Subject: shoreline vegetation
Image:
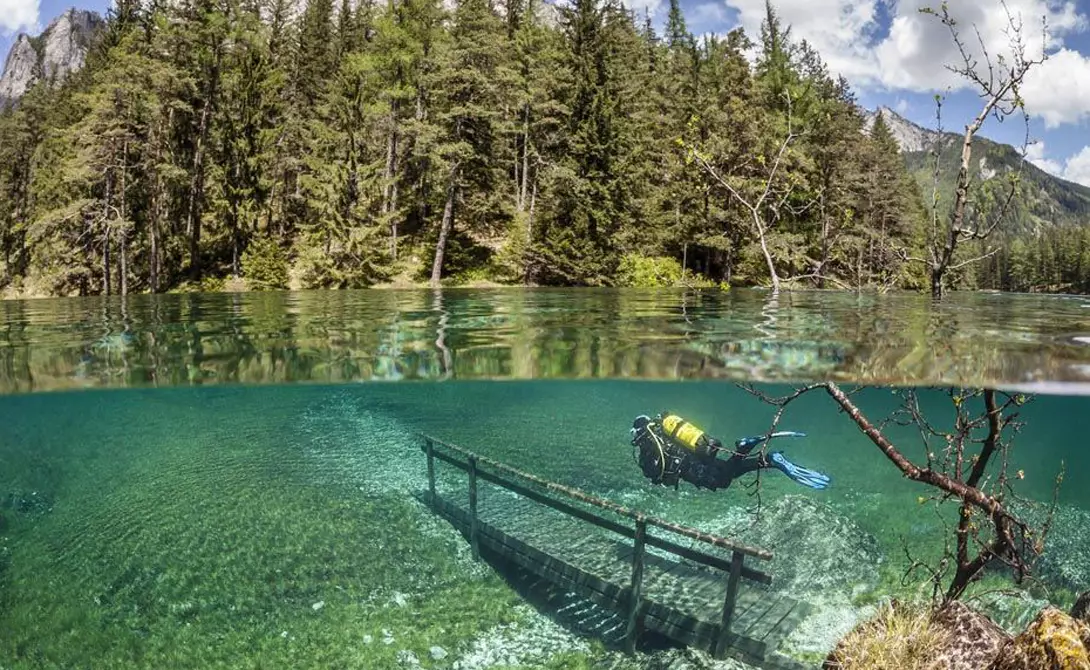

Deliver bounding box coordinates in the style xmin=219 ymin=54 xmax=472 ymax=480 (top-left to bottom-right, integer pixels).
xmin=2 ymin=0 xmax=1084 ymax=302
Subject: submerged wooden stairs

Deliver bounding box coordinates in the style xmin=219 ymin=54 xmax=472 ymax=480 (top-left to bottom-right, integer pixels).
xmin=419 ymin=435 xmax=813 ymax=669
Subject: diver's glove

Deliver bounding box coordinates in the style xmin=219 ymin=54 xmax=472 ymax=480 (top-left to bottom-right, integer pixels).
xmin=735 ymin=431 xmax=807 ymax=451
xmin=768 ymin=451 xmax=831 ymax=490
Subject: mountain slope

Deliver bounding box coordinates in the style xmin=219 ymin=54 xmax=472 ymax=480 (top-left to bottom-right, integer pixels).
xmin=863 ymin=106 xmax=1090 ymax=234
xmin=0 ymin=8 xmax=103 ymax=108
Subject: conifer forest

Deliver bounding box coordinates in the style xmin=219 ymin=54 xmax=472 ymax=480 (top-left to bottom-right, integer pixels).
xmin=0 ymin=0 xmax=1086 ymax=297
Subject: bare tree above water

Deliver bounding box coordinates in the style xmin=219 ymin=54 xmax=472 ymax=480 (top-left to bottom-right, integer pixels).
xmin=741 ymin=382 xmax=1062 ymax=602
xmin=686 ymin=92 xmax=805 ymax=295
xmin=903 ymin=0 xmax=1048 ymax=299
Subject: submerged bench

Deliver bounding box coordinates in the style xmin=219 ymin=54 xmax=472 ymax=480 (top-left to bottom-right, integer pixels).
xmin=419 ymin=435 xmax=811 ymax=669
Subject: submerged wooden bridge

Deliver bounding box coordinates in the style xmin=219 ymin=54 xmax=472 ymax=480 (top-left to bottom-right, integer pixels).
xmin=420 ymin=435 xmax=812 ymax=669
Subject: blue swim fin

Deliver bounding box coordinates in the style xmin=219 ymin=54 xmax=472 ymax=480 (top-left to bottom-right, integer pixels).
xmin=769 ymin=451 xmax=831 ymax=490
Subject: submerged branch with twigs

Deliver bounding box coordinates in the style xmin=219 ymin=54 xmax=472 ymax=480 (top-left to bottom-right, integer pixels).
xmin=740 ymin=380 xmax=1063 ymax=603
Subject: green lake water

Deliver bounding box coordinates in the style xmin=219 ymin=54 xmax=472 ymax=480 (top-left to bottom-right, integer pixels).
xmin=1 ymin=288 xmax=1089 ymax=669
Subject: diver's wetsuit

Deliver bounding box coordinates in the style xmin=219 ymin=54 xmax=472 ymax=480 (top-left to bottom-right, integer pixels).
xmin=629 ymin=413 xmax=830 ymax=491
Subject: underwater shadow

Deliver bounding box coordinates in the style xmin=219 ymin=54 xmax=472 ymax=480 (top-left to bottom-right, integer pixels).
xmin=408 ymin=490 xmax=680 ymax=657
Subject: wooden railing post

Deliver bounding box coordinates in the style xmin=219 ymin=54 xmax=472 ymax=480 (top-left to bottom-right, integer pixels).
xmin=468 ymin=455 xmax=480 ymax=561
xmin=714 ymin=551 xmax=745 ymax=658
xmin=426 ymin=438 xmax=436 ymax=504
xmin=624 ymin=516 xmax=647 ymax=654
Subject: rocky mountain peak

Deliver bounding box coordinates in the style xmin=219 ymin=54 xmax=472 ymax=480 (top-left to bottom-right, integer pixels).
xmin=0 ymin=8 xmax=103 ymax=108
xmin=862 ymin=105 xmax=945 ymax=154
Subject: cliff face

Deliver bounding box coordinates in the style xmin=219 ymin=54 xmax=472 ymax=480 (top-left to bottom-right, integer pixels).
xmin=0 ymin=8 xmax=103 ymax=108
xmin=0 ymin=34 xmax=38 ymax=104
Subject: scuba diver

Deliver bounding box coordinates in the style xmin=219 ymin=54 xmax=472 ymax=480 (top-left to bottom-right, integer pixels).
xmin=629 ymin=412 xmax=830 ymax=491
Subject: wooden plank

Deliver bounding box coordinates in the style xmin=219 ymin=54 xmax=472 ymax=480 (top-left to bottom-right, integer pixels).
xmin=760 ymin=602 xmax=811 ymax=659
xmin=752 ymin=598 xmax=805 ymax=647
xmin=433 ymin=447 xmax=773 ymax=584
xmin=422 ymin=435 xmax=774 ymax=560
xmin=691 ymin=579 xmax=767 ymax=630
xmin=427 ymin=492 xmax=805 ymax=669
xmin=643 ymin=533 xmax=774 ymax=586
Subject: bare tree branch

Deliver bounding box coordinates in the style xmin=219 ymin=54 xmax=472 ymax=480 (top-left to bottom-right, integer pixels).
xmin=919 ymin=0 xmax=1048 ymax=298
xmin=746 ymin=381 xmax=1060 ymax=602
xmin=686 ymin=91 xmax=803 ymax=293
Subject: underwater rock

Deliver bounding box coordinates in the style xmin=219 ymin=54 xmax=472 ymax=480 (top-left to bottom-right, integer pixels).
xmin=989 ymin=606 xmax=1090 ymax=670
xmin=823 ymin=599 xmax=1009 ymax=670
xmin=927 ymin=600 xmax=1012 ymax=670
xmin=1074 ymin=592 xmax=1090 ymax=624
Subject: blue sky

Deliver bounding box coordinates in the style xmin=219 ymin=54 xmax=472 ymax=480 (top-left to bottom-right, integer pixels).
xmin=3 ymin=0 xmax=1090 ymax=185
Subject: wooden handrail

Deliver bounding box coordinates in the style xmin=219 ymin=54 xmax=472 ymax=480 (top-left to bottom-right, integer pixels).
xmin=426 ymin=445 xmax=772 ymax=584
xmin=420 ymin=434 xmax=773 ymax=561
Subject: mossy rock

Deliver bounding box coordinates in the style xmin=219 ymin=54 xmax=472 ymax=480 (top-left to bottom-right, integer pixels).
xmin=990 ymin=607 xmax=1090 ymax=670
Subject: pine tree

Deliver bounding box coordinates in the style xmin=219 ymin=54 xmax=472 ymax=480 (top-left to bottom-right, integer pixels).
xmin=426 ymin=0 xmax=513 ymax=285
xmin=534 ymin=0 xmax=631 ymax=285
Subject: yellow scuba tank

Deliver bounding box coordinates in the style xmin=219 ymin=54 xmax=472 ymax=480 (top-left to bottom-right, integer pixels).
xmin=660 ymin=414 xmax=716 ymax=457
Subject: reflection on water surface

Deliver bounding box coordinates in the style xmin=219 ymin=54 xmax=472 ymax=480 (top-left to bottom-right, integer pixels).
xmin=3 ymin=288 xmax=1090 ymax=393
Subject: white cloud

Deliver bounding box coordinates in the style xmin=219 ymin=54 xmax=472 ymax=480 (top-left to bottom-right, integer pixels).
xmin=715 ymin=0 xmax=1090 ymax=129
xmin=1062 ymin=146 xmax=1090 ymax=187
xmin=1021 ymin=48 xmax=1090 ymax=127
xmin=0 ymin=0 xmax=38 ymax=35
xmin=894 ymin=97 xmax=908 ymax=114
xmin=1027 ymin=141 xmax=1090 ymax=187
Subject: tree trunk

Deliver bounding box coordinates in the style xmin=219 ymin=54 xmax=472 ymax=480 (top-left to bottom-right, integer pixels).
xmin=186 ymin=40 xmax=223 ymax=282
xmin=149 ymin=114 xmax=165 ymax=293
xmin=119 ymin=138 xmax=128 ymax=297
xmin=103 ymin=161 xmax=114 ymax=296
xmin=430 ymin=166 xmax=459 ymax=287
xmin=751 ymin=210 xmax=780 ymax=292
xmin=519 ymin=104 xmax=530 ymax=212
xmin=383 ymin=103 xmax=400 ymax=260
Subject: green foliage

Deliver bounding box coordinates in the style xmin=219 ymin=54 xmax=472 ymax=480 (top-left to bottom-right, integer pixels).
xmin=0 ymin=0 xmax=1063 ymax=296
xmin=617 ymin=253 xmax=684 ymax=287
xmin=241 ymin=236 xmax=289 ymax=289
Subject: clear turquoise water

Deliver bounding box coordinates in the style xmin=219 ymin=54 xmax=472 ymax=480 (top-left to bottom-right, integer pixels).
xmin=1 ymin=289 xmax=1089 ymax=668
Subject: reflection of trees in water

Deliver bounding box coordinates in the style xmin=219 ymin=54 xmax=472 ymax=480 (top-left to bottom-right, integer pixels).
xmin=0 ymin=289 xmax=1088 ymax=392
